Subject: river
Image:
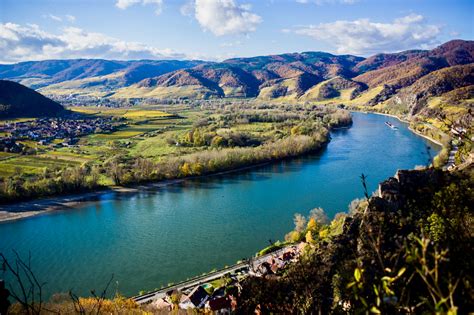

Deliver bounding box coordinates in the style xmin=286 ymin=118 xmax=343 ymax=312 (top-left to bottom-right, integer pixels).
xmin=0 ymin=112 xmax=440 ymax=298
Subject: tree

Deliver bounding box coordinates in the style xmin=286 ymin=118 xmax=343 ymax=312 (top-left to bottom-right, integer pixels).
xmin=180 ymin=162 xmax=192 ymax=177
xmin=107 ymin=160 xmax=125 ymax=185
xmin=307 ymin=217 xmax=317 ymax=231
xmin=309 ymin=207 xmax=329 ymax=226
xmin=285 ymin=231 xmax=302 ymax=243
xmin=293 ymin=213 xmax=307 ymax=233
xmin=211 ymin=135 xmax=225 ymax=147
xmin=134 ymin=158 xmax=154 ymax=181
xmin=192 ymin=130 xmax=205 ymax=146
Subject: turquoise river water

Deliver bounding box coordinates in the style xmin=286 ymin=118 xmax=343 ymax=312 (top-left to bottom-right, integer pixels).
xmin=0 ymin=112 xmax=440 ymax=298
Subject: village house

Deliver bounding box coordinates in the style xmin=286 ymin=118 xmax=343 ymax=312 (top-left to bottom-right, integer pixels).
xmin=179 ymin=285 xmax=209 ymax=309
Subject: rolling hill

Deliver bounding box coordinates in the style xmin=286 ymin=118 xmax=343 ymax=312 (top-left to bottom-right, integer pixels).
xmin=0 ymin=59 xmax=206 ymax=97
xmin=0 ymin=80 xmax=65 ymax=118
xmin=389 ymin=63 xmax=474 ymax=116
xmin=112 ymin=52 xmax=364 ymax=100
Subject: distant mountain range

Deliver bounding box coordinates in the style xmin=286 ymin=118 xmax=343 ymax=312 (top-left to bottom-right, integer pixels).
xmin=0 ymin=60 xmax=206 ymax=97
xmin=0 ymin=39 xmax=472 ymax=118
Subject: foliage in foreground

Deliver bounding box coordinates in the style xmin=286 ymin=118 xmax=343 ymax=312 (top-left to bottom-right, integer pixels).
xmin=237 ymin=167 xmax=474 ymax=314
xmin=0 ymin=256 xmax=144 ymax=315
xmin=6 ymin=295 xmax=145 ymax=315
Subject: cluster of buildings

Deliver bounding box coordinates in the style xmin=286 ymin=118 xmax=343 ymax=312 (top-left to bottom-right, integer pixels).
xmin=49 ymin=95 xmax=140 ymax=108
xmin=0 ymin=117 xmax=123 ymax=150
xmin=152 ymin=275 xmax=240 ymax=313
xmin=249 ymin=246 xmax=300 ymax=277
xmin=148 ymin=244 xmax=304 ymax=313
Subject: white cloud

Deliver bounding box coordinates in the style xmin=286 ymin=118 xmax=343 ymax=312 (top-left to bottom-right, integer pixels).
xmin=43 ymin=14 xmax=63 ymax=22
xmin=115 ymin=0 xmax=163 ymax=15
xmin=43 ymin=14 xmax=76 ymax=23
xmin=0 ymin=22 xmax=187 ymax=63
xmin=180 ymin=0 xmax=195 ymax=16
xmin=290 ymin=14 xmax=441 ymax=55
xmin=116 ymin=0 xmax=141 ymax=9
xmin=65 ymin=15 xmax=76 ymax=22
xmin=194 ymin=0 xmax=262 ymax=36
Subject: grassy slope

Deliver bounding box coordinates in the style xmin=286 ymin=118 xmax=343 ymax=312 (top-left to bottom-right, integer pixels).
xmin=38 ymin=72 xmax=126 ymax=97
xmin=112 ymin=85 xmax=216 ymax=99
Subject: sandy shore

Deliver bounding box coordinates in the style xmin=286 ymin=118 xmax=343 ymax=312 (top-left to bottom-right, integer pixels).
xmin=0 ymin=180 xmax=183 ymax=223
xmin=407 ymin=126 xmax=444 ymax=146
xmin=0 ymin=162 xmax=275 ymax=223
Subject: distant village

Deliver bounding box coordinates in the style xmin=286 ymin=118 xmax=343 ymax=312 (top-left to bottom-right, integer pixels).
xmin=49 ymin=95 xmax=140 ymax=108
xmin=48 ymin=94 xmax=238 ymax=108
xmin=0 ymin=116 xmax=124 ymax=153
xmin=49 ymin=95 xmax=187 ymax=108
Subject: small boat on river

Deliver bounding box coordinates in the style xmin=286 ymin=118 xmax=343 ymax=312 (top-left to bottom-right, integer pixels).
xmin=385 ymin=121 xmax=398 ymax=130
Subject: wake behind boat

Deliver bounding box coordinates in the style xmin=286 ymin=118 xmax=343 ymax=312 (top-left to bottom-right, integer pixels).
xmin=385 ymin=121 xmax=398 ymax=130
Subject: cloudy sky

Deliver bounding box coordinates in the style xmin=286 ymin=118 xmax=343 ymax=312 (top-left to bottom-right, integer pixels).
xmin=0 ymin=0 xmax=472 ymax=63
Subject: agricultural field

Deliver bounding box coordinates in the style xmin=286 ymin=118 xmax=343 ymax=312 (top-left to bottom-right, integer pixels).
xmin=0 ymin=105 xmax=207 ymax=178
xmin=0 ymin=152 xmax=16 ymax=161
xmin=71 ymin=107 xmax=173 ymax=118
xmin=0 ymin=155 xmax=79 ymax=177
xmin=74 ymin=106 xmax=201 ymax=159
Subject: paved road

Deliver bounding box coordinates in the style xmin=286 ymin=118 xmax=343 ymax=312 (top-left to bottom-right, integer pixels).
xmin=132 ymin=245 xmax=297 ymax=304
xmin=445 ymin=145 xmax=458 ymax=170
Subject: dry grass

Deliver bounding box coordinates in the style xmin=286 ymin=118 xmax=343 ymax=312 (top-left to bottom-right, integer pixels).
xmin=70 ymin=107 xmax=172 ymax=118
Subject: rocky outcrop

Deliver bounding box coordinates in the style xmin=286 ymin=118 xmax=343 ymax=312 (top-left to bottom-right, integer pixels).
xmin=365 ymin=168 xmax=445 ymax=212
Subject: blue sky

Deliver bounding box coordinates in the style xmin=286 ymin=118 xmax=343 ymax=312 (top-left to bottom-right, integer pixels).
xmin=0 ymin=0 xmax=472 ymax=63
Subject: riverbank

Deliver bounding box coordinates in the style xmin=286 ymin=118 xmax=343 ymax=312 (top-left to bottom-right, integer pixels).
xmin=231 ymin=167 xmax=472 ymax=313
xmin=132 ymin=165 xmax=473 ymax=313
xmin=0 ymin=109 xmax=443 ymax=224
xmin=0 ymin=184 xmax=160 ymax=223
xmin=350 ymin=109 xmax=444 ymax=147
xmin=0 ymin=135 xmax=331 ymax=221
xmin=0 ymin=160 xmax=282 ymax=223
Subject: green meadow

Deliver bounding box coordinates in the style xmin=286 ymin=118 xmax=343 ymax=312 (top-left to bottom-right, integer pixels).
xmin=0 ymin=156 xmax=79 ymax=177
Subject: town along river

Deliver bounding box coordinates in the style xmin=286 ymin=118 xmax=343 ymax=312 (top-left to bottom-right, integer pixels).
xmin=0 ymin=112 xmax=440 ymax=298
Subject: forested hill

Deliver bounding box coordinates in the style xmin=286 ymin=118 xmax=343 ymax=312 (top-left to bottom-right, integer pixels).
xmin=0 ymin=80 xmax=65 ymax=118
